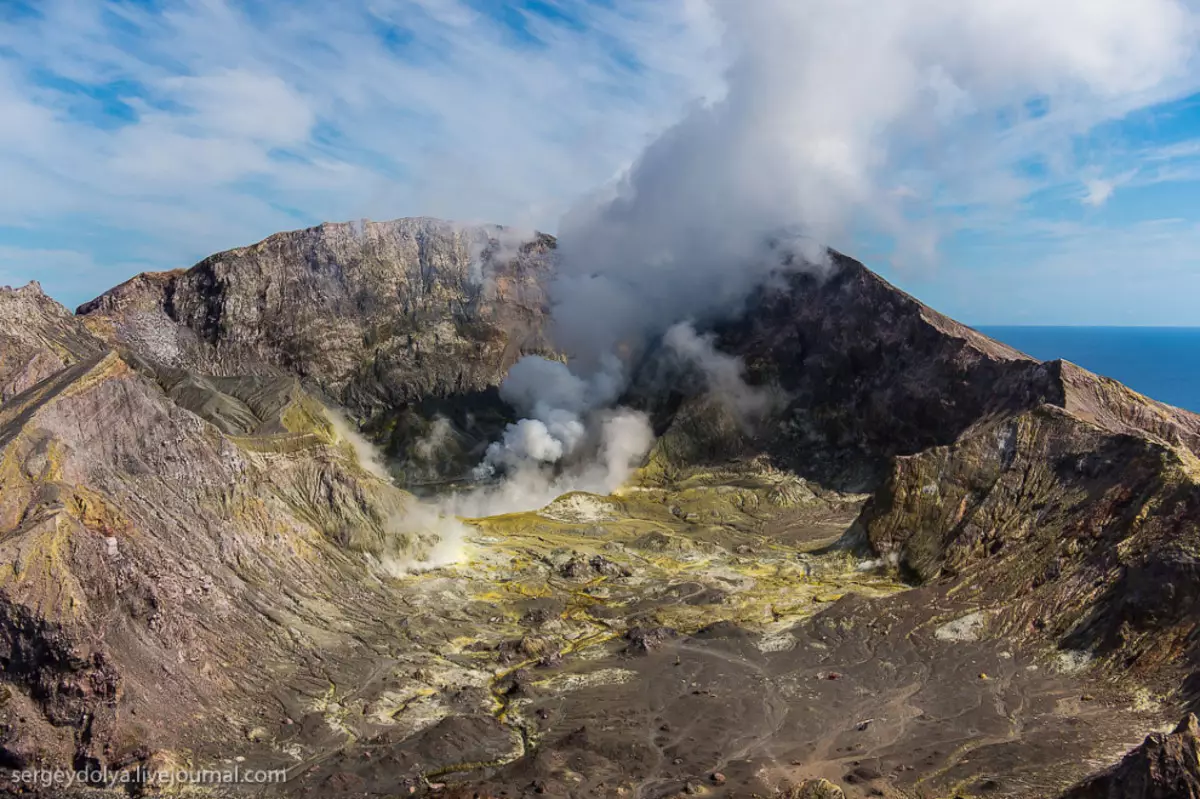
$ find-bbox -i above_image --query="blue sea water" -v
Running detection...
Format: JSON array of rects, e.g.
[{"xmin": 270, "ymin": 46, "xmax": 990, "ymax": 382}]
[{"xmin": 978, "ymin": 327, "xmax": 1200, "ymax": 415}]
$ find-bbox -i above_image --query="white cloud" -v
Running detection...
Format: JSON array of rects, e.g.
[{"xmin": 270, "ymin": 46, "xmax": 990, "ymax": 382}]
[
  {"xmin": 1079, "ymin": 168, "xmax": 1140, "ymax": 206},
  {"xmin": 1083, "ymin": 178, "xmax": 1117, "ymax": 206},
  {"xmin": 0, "ymin": 0, "xmax": 721, "ymax": 303},
  {"xmin": 547, "ymin": 0, "xmax": 1200, "ymax": 360},
  {"xmin": 0, "ymin": 0, "xmax": 1199, "ymax": 322},
  {"xmin": 158, "ymin": 69, "xmax": 315, "ymax": 143}
]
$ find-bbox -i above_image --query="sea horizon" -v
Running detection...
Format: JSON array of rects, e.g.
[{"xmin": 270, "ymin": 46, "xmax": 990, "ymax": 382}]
[{"xmin": 978, "ymin": 325, "xmax": 1200, "ymax": 414}]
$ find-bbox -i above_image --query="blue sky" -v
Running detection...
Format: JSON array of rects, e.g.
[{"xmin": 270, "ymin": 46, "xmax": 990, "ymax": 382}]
[{"xmin": 2, "ymin": 0, "xmax": 1200, "ymax": 326}]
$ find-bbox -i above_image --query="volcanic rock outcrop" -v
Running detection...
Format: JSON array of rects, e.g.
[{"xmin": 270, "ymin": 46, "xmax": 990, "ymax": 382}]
[
  {"xmin": 645, "ymin": 252, "xmax": 1200, "ymax": 686},
  {"xmin": 77, "ymin": 218, "xmax": 555, "ymax": 482},
  {"xmin": 0, "ymin": 281, "xmax": 451, "ymax": 777},
  {"xmin": 1060, "ymin": 713, "xmax": 1200, "ymax": 799},
  {"xmin": 1, "ymin": 219, "xmax": 1198, "ymax": 797},
  {"xmin": 77, "ymin": 218, "xmax": 553, "ymax": 404},
  {"xmin": 0, "ymin": 282, "xmax": 105, "ymax": 402}
]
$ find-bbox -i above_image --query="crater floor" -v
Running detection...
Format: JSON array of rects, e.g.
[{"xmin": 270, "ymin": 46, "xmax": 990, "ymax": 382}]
[{"xmin": 206, "ymin": 467, "xmax": 1170, "ymax": 799}]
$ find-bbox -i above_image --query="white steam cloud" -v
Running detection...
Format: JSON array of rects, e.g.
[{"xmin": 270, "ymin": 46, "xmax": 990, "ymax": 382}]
[
  {"xmin": 327, "ymin": 409, "xmax": 469, "ymax": 573},
  {"xmin": 663, "ymin": 321, "xmax": 776, "ymax": 422},
  {"xmin": 461, "ymin": 222, "xmax": 542, "ymax": 286},
  {"xmin": 378, "ymin": 501, "xmax": 470, "ymax": 577},
  {"xmin": 340, "ymin": 1, "xmax": 1200, "ymax": 568},
  {"xmin": 413, "ymin": 415, "xmax": 454, "ymax": 462},
  {"xmin": 471, "ymin": 356, "xmax": 654, "ymax": 515},
  {"xmin": 325, "ymin": 409, "xmax": 393, "ymax": 482},
  {"xmin": 326, "ymin": 368, "xmax": 654, "ymax": 573},
  {"xmin": 550, "ymin": 0, "xmax": 1199, "ymax": 365},
  {"xmin": 479, "ymin": 356, "xmax": 618, "ymax": 472},
  {"xmin": 451, "ymin": 407, "xmax": 653, "ymax": 519},
  {"xmin": 481, "ymin": 0, "xmax": 1199, "ymax": 501}
]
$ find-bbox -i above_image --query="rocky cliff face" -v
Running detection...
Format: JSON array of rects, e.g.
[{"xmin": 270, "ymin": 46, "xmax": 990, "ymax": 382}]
[
  {"xmin": 0, "ymin": 303, "xmax": 448, "ymax": 775},
  {"xmin": 0, "ymin": 283, "xmax": 106, "ymax": 402},
  {"xmin": 1061, "ymin": 713, "xmax": 1200, "ymax": 799},
  {"xmin": 77, "ymin": 219, "xmax": 555, "ymax": 478},
  {"xmin": 0, "ymin": 220, "xmax": 561, "ymax": 788},
  {"xmin": 4, "ymin": 221, "xmax": 1200, "ymax": 796},
  {"xmin": 703, "ymin": 253, "xmax": 1200, "ymax": 686},
  {"xmin": 860, "ymin": 381, "xmax": 1200, "ymax": 671},
  {"xmin": 640, "ymin": 251, "xmax": 1200, "ymax": 739},
  {"xmin": 650, "ymin": 252, "xmax": 1200, "ymax": 489}
]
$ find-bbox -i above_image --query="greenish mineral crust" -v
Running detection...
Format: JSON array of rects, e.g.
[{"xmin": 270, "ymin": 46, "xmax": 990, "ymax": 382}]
[{"xmin": 2, "ymin": 222, "xmax": 1199, "ymax": 797}]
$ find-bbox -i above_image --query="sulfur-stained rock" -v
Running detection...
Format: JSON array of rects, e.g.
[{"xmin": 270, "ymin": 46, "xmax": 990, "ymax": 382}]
[
  {"xmin": 497, "ymin": 636, "xmax": 558, "ymax": 664},
  {"xmin": 0, "ymin": 282, "xmax": 106, "ymax": 402},
  {"xmin": 0, "ymin": 342, "xmax": 448, "ymax": 775},
  {"xmin": 780, "ymin": 778, "xmax": 846, "ymax": 799},
  {"xmin": 559, "ymin": 554, "xmax": 632, "ymax": 580},
  {"xmin": 5, "ymin": 220, "xmax": 1200, "ymax": 799},
  {"xmin": 76, "ymin": 218, "xmax": 556, "ymax": 478},
  {"xmin": 623, "ymin": 626, "xmax": 678, "ymax": 656}
]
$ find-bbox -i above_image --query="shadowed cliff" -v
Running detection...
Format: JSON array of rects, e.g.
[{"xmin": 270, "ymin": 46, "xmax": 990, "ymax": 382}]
[{"xmin": 1, "ymin": 220, "xmax": 1198, "ymax": 796}]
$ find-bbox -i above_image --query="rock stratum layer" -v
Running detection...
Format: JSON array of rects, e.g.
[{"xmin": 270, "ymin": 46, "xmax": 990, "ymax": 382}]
[
  {"xmin": 0, "ymin": 281, "xmax": 449, "ymax": 781},
  {"xmin": 77, "ymin": 218, "xmax": 555, "ymax": 482},
  {"xmin": 77, "ymin": 218, "xmax": 554, "ymax": 405},
  {"xmin": 0, "ymin": 220, "xmax": 1197, "ymax": 797}
]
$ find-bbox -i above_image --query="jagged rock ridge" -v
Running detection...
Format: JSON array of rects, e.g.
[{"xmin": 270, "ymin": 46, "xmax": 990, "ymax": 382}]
[
  {"xmin": 0, "ymin": 284, "xmax": 452, "ymax": 776},
  {"xmin": 675, "ymin": 253, "xmax": 1200, "ymax": 687},
  {"xmin": 652, "ymin": 252, "xmax": 1199, "ymax": 488},
  {"xmin": 1, "ymin": 219, "xmax": 1199, "ymax": 796},
  {"xmin": 0, "ymin": 282, "xmax": 105, "ymax": 402},
  {"xmin": 77, "ymin": 218, "xmax": 556, "ymax": 479},
  {"xmin": 1060, "ymin": 713, "xmax": 1200, "ymax": 798},
  {"xmin": 77, "ymin": 218, "xmax": 554, "ymax": 405}
]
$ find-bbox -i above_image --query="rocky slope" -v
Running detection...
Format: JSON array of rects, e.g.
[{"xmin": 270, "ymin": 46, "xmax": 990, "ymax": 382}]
[
  {"xmin": 77, "ymin": 218, "xmax": 554, "ymax": 402},
  {"xmin": 711, "ymin": 255, "xmax": 1200, "ymax": 694},
  {"xmin": 635, "ymin": 252, "xmax": 1200, "ymax": 794},
  {"xmin": 644, "ymin": 253, "xmax": 1200, "ymax": 679},
  {"xmin": 2, "ymin": 220, "xmax": 1199, "ymax": 796},
  {"xmin": 647, "ymin": 252, "xmax": 1200, "ymax": 489},
  {"xmin": 77, "ymin": 218, "xmax": 555, "ymax": 481},
  {"xmin": 0, "ymin": 285, "xmax": 457, "ymax": 779},
  {"xmin": 0, "ymin": 283, "xmax": 106, "ymax": 402},
  {"xmin": 1060, "ymin": 713, "xmax": 1200, "ymax": 798}
]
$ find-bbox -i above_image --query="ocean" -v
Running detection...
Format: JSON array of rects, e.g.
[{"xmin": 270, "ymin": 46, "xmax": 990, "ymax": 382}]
[{"xmin": 978, "ymin": 327, "xmax": 1200, "ymax": 415}]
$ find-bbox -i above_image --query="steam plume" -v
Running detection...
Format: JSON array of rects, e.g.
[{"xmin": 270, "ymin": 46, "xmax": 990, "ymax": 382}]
[
  {"xmin": 349, "ymin": 0, "xmax": 1200, "ymax": 562},
  {"xmin": 483, "ymin": 0, "xmax": 1198, "ymax": 508},
  {"xmin": 471, "ymin": 355, "xmax": 653, "ymax": 515},
  {"xmin": 327, "ymin": 409, "xmax": 469, "ymax": 573},
  {"xmin": 325, "ymin": 409, "xmax": 392, "ymax": 482},
  {"xmin": 550, "ymin": 0, "xmax": 1198, "ymax": 365},
  {"xmin": 663, "ymin": 321, "xmax": 776, "ymax": 422}
]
